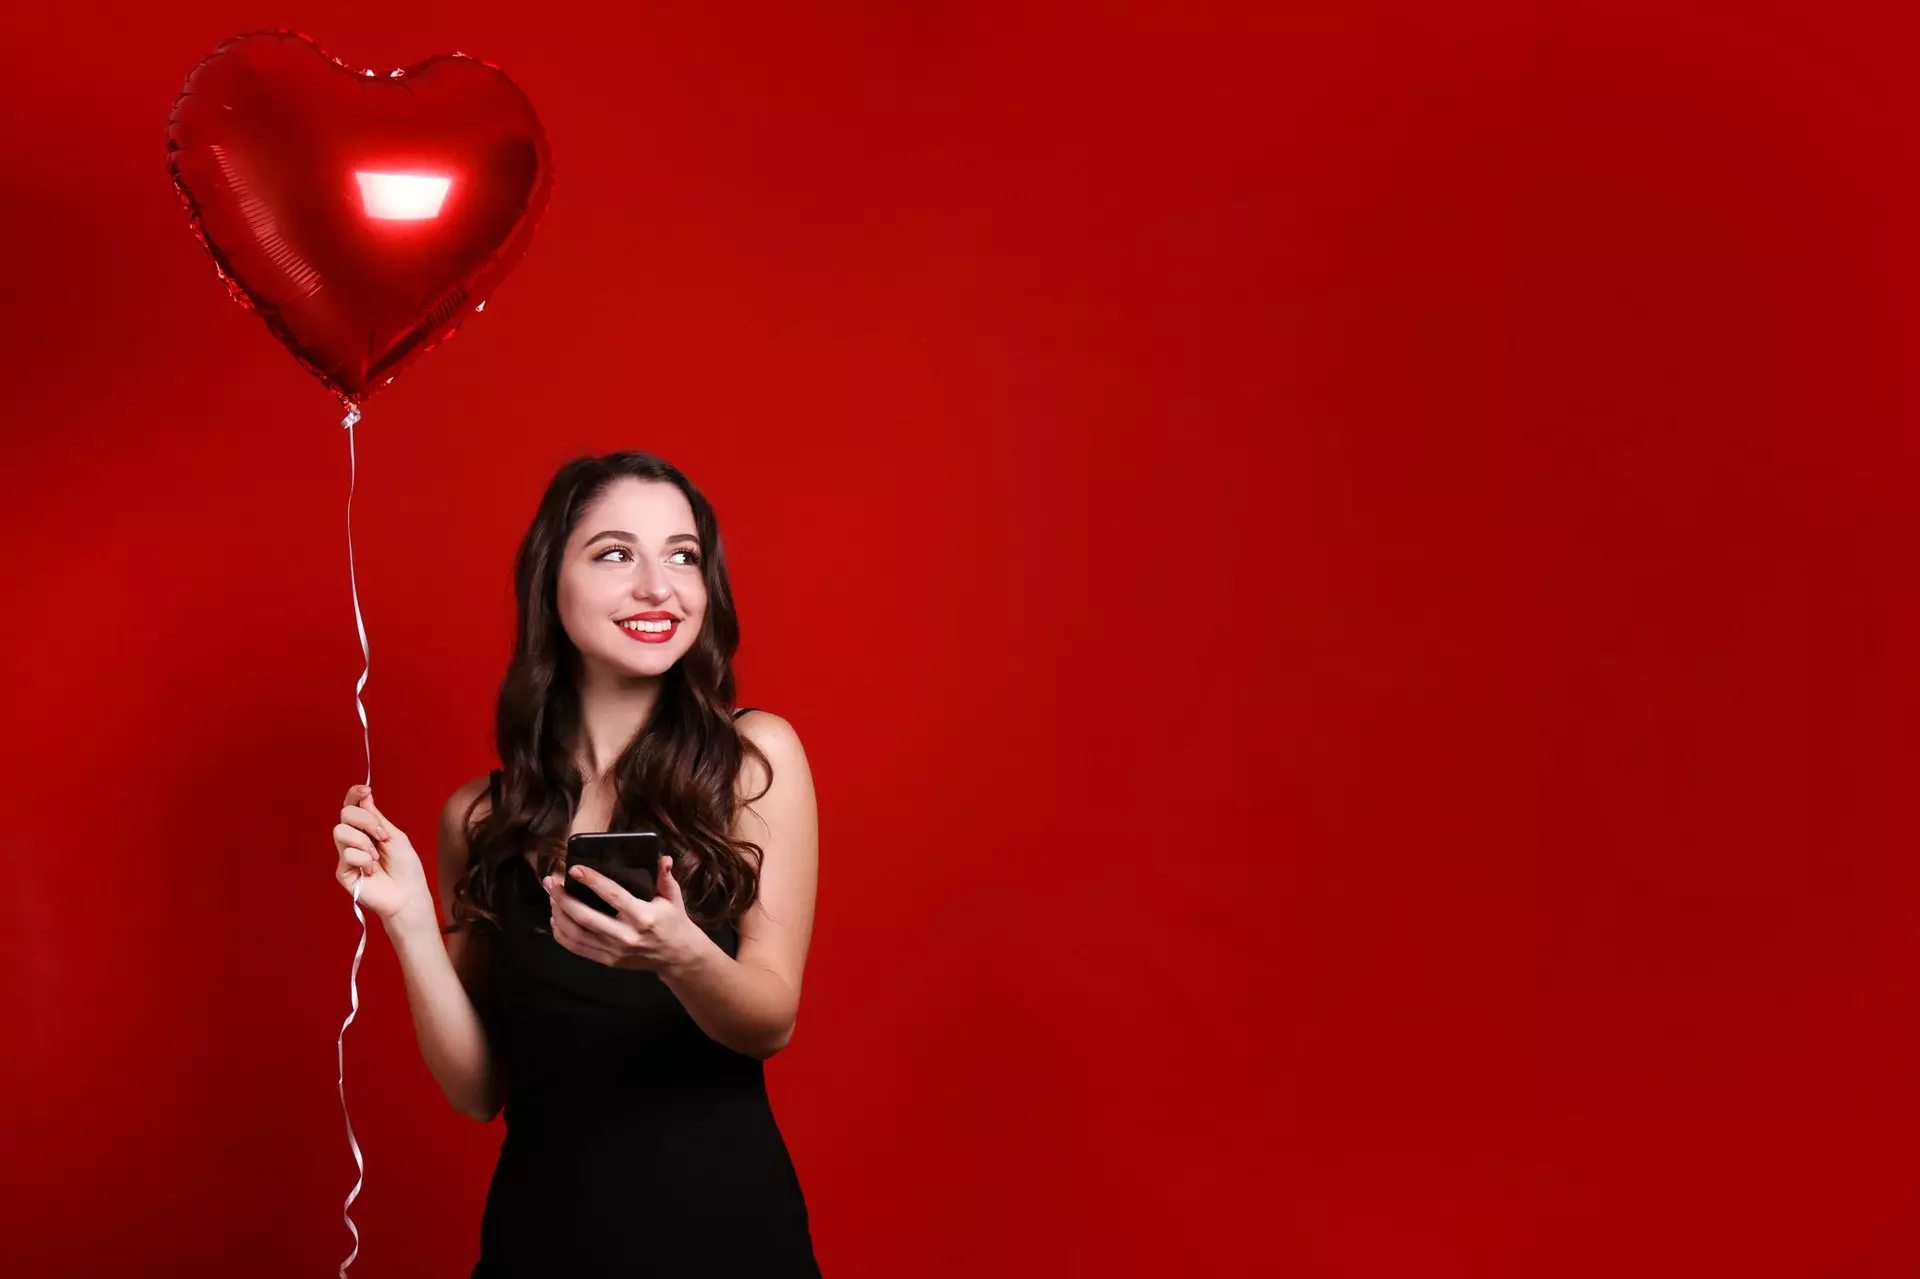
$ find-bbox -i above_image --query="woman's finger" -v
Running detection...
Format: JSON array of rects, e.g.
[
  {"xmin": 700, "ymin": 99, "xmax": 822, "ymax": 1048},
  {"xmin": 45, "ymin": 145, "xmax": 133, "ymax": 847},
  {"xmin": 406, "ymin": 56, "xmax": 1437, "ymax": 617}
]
[
  {"xmin": 339, "ymin": 805, "xmax": 388, "ymax": 841},
  {"xmin": 549, "ymin": 907, "xmax": 591, "ymax": 955},
  {"xmin": 552, "ymin": 882, "xmax": 640, "ymax": 944},
  {"xmin": 339, "ymin": 802, "xmax": 391, "ymax": 841},
  {"xmin": 547, "ymin": 895, "xmax": 624, "ymax": 965},
  {"xmin": 334, "ymin": 822, "xmax": 375, "ymax": 855},
  {"xmin": 357, "ymin": 795, "xmax": 397, "ymax": 841},
  {"xmin": 339, "ymin": 848, "xmax": 376, "ymax": 869},
  {"xmin": 653, "ymin": 855, "xmax": 686, "ymax": 908},
  {"xmin": 566, "ymin": 865, "xmax": 643, "ymax": 921},
  {"xmin": 548, "ymin": 889, "xmax": 587, "ymax": 942},
  {"xmin": 341, "ymin": 782, "xmax": 372, "ymax": 808},
  {"xmin": 558, "ymin": 929, "xmax": 622, "ymax": 966}
]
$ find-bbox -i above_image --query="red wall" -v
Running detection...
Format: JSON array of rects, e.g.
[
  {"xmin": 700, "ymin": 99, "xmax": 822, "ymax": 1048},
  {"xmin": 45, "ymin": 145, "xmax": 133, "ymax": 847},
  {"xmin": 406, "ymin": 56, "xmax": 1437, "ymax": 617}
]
[{"xmin": 5, "ymin": 2, "xmax": 1920, "ymax": 1275}]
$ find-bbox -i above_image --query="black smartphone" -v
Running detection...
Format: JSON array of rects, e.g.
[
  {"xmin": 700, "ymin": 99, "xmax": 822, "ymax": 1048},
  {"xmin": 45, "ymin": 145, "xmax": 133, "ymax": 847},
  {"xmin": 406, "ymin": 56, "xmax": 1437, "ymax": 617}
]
[{"xmin": 563, "ymin": 831, "xmax": 663, "ymax": 916}]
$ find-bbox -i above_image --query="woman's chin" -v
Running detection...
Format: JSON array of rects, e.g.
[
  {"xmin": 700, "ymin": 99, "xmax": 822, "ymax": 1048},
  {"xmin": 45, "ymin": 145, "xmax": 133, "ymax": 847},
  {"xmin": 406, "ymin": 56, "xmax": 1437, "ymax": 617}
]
[{"xmin": 583, "ymin": 644, "xmax": 681, "ymax": 682}]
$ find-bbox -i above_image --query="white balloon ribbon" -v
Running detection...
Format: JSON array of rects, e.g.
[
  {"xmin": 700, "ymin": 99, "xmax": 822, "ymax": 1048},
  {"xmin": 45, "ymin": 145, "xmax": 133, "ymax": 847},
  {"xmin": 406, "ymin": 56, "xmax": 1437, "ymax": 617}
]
[{"xmin": 337, "ymin": 402, "xmax": 370, "ymax": 1277}]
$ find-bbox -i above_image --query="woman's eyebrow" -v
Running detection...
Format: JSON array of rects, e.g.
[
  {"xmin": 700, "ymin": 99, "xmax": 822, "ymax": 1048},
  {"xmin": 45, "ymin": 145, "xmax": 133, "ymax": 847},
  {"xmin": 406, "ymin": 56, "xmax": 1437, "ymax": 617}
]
[{"xmin": 583, "ymin": 530, "xmax": 700, "ymax": 548}]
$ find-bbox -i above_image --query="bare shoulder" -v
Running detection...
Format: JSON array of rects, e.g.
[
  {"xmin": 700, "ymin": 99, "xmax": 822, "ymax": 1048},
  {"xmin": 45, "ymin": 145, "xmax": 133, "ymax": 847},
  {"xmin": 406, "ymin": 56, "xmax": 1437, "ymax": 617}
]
[
  {"xmin": 437, "ymin": 773, "xmax": 496, "ymax": 959},
  {"xmin": 438, "ymin": 773, "xmax": 494, "ymax": 872},
  {"xmin": 728, "ymin": 709, "xmax": 819, "ymax": 1009},
  {"xmin": 734, "ymin": 710, "xmax": 809, "ymax": 800},
  {"xmin": 443, "ymin": 772, "xmax": 494, "ymax": 829},
  {"xmin": 735, "ymin": 708, "xmax": 805, "ymax": 759}
]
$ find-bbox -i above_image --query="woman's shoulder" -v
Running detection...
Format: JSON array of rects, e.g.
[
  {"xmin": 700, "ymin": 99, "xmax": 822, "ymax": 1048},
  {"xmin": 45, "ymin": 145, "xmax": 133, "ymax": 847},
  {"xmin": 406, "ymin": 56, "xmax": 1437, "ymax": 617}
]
[
  {"xmin": 733, "ymin": 707, "xmax": 803, "ymax": 755},
  {"xmin": 732, "ymin": 708, "xmax": 808, "ymax": 800},
  {"xmin": 441, "ymin": 771, "xmax": 496, "ymax": 841}
]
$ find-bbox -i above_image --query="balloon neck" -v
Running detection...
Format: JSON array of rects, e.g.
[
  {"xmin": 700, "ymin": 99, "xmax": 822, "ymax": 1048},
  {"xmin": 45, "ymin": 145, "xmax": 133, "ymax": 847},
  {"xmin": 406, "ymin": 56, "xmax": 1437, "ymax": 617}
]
[{"xmin": 341, "ymin": 402, "xmax": 362, "ymax": 430}]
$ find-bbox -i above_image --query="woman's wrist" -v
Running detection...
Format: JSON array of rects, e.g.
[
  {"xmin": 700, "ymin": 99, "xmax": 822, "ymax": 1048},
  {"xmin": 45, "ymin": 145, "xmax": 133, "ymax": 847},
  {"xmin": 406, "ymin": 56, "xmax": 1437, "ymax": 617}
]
[
  {"xmin": 658, "ymin": 923, "xmax": 726, "ymax": 982},
  {"xmin": 384, "ymin": 897, "xmax": 443, "ymax": 950}
]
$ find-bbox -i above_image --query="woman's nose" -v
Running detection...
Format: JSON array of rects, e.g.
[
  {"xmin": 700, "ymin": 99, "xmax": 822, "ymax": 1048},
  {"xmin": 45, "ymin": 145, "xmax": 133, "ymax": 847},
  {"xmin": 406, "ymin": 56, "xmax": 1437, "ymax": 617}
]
[{"xmin": 632, "ymin": 568, "xmax": 670, "ymax": 602}]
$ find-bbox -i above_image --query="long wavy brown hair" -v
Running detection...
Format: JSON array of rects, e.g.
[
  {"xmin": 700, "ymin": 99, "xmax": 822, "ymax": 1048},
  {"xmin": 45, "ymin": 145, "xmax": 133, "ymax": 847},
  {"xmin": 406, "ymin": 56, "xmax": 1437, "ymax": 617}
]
[{"xmin": 449, "ymin": 451, "xmax": 770, "ymax": 933}]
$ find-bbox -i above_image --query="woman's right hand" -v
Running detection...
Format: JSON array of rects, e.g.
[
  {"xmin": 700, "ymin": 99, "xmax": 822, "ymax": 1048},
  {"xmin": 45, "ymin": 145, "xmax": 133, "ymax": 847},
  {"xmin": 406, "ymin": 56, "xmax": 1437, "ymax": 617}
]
[{"xmin": 333, "ymin": 784, "xmax": 434, "ymax": 931}]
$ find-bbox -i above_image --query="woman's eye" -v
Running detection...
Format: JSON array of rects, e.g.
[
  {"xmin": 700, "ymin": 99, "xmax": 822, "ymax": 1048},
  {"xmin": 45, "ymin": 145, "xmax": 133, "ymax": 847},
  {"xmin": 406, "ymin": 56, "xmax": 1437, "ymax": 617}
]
[
  {"xmin": 596, "ymin": 547, "xmax": 632, "ymax": 563},
  {"xmin": 669, "ymin": 550, "xmax": 702, "ymax": 566}
]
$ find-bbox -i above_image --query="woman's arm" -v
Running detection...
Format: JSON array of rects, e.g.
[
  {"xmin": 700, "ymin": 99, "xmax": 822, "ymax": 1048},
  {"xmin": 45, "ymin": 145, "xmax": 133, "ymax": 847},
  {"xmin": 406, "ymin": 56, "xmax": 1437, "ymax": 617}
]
[
  {"xmin": 660, "ymin": 712, "xmax": 820, "ymax": 1059},
  {"xmin": 382, "ymin": 777, "xmax": 505, "ymax": 1121}
]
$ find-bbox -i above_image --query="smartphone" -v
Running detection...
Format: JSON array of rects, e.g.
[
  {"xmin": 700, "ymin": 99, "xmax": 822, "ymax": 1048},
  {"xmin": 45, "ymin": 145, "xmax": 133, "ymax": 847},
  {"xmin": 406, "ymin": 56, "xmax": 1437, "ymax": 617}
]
[{"xmin": 563, "ymin": 831, "xmax": 663, "ymax": 916}]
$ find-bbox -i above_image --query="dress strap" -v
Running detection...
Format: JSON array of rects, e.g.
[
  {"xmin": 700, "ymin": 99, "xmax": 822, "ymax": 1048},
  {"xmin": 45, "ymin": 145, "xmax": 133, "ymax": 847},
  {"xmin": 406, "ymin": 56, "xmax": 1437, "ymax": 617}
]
[{"xmin": 732, "ymin": 706, "xmax": 757, "ymax": 719}]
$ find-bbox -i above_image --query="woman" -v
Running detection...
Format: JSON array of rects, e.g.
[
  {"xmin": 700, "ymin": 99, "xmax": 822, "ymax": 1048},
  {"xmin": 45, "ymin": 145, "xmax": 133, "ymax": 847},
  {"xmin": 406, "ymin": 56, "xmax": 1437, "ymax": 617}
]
[{"xmin": 330, "ymin": 451, "xmax": 821, "ymax": 1276}]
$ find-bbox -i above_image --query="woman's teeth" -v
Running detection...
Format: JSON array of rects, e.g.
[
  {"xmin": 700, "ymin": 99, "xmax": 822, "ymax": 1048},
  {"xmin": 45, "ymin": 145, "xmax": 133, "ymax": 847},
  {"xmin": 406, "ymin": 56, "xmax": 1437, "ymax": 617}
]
[{"xmin": 621, "ymin": 619, "xmax": 673, "ymax": 633}]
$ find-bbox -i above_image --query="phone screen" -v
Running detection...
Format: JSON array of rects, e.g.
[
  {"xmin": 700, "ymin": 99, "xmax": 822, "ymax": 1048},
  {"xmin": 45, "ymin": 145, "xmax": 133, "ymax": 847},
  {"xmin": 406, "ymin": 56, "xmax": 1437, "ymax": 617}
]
[{"xmin": 563, "ymin": 831, "xmax": 661, "ymax": 915}]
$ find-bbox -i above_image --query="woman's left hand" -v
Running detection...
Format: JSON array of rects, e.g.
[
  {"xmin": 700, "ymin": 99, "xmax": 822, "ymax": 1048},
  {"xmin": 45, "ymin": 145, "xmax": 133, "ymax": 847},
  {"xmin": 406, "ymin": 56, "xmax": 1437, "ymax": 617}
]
[{"xmin": 543, "ymin": 856, "xmax": 709, "ymax": 974}]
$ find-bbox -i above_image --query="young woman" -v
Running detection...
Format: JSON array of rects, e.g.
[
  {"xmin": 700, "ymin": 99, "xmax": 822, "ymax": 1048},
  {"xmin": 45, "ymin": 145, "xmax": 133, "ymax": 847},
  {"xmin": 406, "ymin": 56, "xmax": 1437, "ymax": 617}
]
[{"xmin": 330, "ymin": 451, "xmax": 821, "ymax": 1276}]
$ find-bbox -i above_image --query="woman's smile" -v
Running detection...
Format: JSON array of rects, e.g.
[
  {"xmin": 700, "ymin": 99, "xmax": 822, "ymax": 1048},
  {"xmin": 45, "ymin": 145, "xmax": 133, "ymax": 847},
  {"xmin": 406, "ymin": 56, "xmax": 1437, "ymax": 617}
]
[{"xmin": 616, "ymin": 611, "xmax": 680, "ymax": 643}]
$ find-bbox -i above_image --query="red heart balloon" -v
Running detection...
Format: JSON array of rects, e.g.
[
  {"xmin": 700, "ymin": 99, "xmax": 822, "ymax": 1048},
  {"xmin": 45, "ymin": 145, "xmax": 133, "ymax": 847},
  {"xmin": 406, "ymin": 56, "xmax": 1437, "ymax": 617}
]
[{"xmin": 167, "ymin": 31, "xmax": 553, "ymax": 407}]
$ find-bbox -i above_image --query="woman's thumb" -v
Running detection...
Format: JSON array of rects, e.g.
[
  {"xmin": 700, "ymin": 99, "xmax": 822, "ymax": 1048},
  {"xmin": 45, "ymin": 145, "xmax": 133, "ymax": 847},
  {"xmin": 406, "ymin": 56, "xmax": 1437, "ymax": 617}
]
[{"xmin": 656, "ymin": 855, "xmax": 682, "ymax": 902}]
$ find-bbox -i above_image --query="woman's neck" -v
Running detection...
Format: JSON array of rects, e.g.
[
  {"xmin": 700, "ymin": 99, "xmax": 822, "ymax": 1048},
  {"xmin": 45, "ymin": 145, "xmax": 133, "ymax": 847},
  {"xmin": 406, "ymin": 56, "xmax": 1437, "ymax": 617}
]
[{"xmin": 573, "ymin": 663, "xmax": 663, "ymax": 780}]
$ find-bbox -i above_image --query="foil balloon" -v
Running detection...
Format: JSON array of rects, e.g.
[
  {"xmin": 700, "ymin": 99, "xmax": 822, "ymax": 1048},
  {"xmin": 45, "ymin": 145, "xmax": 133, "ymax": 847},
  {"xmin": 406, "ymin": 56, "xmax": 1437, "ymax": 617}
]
[
  {"xmin": 167, "ymin": 30, "xmax": 553, "ymax": 409},
  {"xmin": 166, "ymin": 31, "xmax": 551, "ymax": 1277}
]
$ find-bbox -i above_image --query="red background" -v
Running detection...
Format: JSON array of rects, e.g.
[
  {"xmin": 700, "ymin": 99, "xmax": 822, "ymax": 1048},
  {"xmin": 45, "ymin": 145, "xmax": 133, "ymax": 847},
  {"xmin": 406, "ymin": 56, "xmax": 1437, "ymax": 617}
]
[{"xmin": 4, "ymin": 2, "xmax": 1919, "ymax": 1275}]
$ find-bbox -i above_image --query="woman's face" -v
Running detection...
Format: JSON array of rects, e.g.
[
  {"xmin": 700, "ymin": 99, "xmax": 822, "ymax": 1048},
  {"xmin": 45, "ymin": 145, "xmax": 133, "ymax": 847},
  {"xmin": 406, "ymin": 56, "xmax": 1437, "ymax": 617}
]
[{"xmin": 555, "ymin": 478, "xmax": 708, "ymax": 679}]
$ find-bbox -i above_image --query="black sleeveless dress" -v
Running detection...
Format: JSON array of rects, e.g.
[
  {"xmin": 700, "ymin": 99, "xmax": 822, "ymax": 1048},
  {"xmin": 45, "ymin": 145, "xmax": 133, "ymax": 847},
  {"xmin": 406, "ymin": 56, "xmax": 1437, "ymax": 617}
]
[{"xmin": 470, "ymin": 711, "xmax": 820, "ymax": 1277}]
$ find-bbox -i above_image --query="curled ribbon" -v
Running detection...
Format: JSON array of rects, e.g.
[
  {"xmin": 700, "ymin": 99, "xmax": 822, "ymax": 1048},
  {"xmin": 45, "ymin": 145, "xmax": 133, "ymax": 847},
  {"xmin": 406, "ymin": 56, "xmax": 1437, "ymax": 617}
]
[
  {"xmin": 337, "ymin": 402, "xmax": 369, "ymax": 1276},
  {"xmin": 338, "ymin": 879, "xmax": 368, "ymax": 1277}
]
